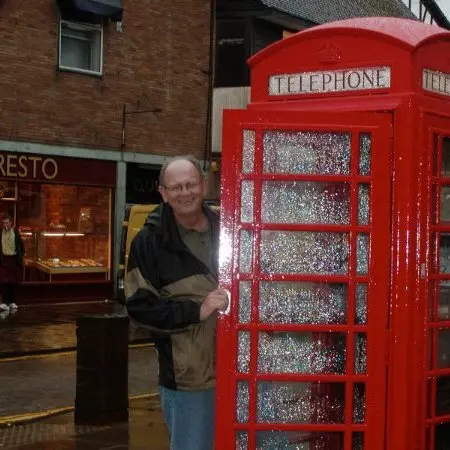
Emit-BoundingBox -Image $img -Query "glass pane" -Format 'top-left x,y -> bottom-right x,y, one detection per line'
438,283 -> 450,321
440,234 -> 450,273
358,184 -> 370,225
356,284 -> 368,325
256,431 -> 344,449
437,329 -> 450,369
0,180 -> 17,200
263,131 -> 351,175
355,334 -> 367,374
353,432 -> 365,450
260,231 -> 349,274
359,133 -> 371,175
238,331 -> 250,373
239,230 -> 253,273
258,332 -> 346,374
436,375 -> 450,416
441,137 -> 450,177
241,181 -> 254,223
242,130 -> 255,173
239,281 -> 251,323
435,422 -> 450,450
257,381 -> 345,423
356,234 -> 370,275
353,383 -> 366,423
441,186 -> 450,223
236,431 -> 248,450
236,381 -> 249,423
259,282 -> 347,324
261,181 -> 350,224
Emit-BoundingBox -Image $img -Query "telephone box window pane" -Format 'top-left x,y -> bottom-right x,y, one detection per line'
241,181 -> 254,223
359,133 -> 371,175
236,381 -> 249,423
257,381 -> 345,423
260,231 -> 349,274
356,284 -> 368,325
437,329 -> 450,369
438,283 -> 450,321
239,281 -> 251,323
263,131 -> 351,175
435,422 -> 450,450
440,234 -> 450,273
236,431 -> 248,450
242,130 -> 255,173
238,331 -> 250,373
256,431 -> 344,449
259,282 -> 347,324
353,432 -> 365,450
436,375 -> 450,416
358,184 -> 370,225
355,334 -> 367,374
356,234 -> 370,275
353,383 -> 366,423
441,137 -> 450,177
258,332 -> 346,374
262,181 -> 350,224
239,230 -> 253,273
441,186 -> 450,223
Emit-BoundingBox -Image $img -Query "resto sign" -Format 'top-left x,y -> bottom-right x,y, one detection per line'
269,66 -> 391,96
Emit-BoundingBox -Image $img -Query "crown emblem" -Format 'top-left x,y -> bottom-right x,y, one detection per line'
318,43 -> 342,64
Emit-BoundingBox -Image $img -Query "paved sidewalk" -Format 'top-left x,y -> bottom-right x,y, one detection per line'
0,397 -> 170,450
0,346 -> 158,418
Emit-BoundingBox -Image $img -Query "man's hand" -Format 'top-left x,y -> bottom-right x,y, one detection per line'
200,289 -> 229,321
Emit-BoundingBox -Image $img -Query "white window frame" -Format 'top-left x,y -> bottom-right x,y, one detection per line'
58,18 -> 104,76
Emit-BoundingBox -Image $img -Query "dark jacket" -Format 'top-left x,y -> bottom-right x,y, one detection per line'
0,228 -> 25,265
125,203 -> 220,391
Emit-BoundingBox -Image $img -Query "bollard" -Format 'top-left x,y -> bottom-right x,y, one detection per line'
75,314 -> 129,425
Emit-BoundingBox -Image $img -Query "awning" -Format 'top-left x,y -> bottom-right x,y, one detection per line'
57,0 -> 123,22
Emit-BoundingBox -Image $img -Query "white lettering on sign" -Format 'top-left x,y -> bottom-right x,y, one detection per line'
269,66 -> 391,96
423,68 -> 450,97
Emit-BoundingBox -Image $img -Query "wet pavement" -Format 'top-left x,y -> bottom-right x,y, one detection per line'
0,347 -> 159,417
0,301 -> 152,357
0,397 -> 170,449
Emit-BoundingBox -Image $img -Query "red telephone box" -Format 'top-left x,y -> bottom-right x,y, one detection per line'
216,17 -> 450,450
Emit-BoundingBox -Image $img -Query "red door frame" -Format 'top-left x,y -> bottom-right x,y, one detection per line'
216,110 -> 392,450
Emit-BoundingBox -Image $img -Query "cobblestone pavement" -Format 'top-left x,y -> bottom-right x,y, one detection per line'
0,397 -> 169,449
0,302 -> 152,357
0,347 -> 159,418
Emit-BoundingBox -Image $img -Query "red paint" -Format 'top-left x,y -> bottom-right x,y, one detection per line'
217,17 -> 450,450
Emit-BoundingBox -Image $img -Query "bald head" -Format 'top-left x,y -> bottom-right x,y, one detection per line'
159,156 -> 204,187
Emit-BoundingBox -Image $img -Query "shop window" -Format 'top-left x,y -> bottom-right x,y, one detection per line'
0,180 -> 112,283
59,20 -> 103,75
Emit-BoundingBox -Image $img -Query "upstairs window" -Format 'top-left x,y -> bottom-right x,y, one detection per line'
59,20 -> 103,75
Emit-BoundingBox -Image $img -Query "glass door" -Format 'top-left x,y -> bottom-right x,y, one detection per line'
216,110 -> 392,450
426,130 -> 450,450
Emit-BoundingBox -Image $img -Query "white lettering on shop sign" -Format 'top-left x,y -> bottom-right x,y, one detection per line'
269,66 -> 391,96
0,154 -> 58,180
423,68 -> 450,97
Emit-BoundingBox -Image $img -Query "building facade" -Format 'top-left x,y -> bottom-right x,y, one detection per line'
0,0 -> 212,303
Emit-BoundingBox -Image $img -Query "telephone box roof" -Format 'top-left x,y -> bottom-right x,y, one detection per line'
249,17 -> 450,66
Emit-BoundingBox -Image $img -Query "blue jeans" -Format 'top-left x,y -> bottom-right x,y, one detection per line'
159,386 -> 215,450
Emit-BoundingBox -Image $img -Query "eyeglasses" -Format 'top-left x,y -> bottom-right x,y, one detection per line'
162,181 -> 201,194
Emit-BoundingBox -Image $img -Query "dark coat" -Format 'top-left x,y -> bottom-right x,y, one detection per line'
0,229 -> 25,266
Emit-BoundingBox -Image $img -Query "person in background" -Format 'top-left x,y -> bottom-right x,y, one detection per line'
0,214 -> 24,313
125,156 -> 228,450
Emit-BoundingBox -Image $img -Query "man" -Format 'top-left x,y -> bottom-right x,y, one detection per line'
0,214 -> 24,313
125,156 -> 228,450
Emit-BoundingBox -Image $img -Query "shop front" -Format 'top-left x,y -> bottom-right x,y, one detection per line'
0,151 -> 116,304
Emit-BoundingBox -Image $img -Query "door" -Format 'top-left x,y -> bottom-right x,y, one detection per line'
423,116 -> 450,450
216,110 -> 392,450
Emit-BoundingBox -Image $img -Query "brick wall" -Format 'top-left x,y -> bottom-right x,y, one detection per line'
0,0 -> 211,159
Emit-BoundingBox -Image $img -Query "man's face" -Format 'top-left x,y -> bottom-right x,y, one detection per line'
159,160 -> 205,218
2,219 -> 11,230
